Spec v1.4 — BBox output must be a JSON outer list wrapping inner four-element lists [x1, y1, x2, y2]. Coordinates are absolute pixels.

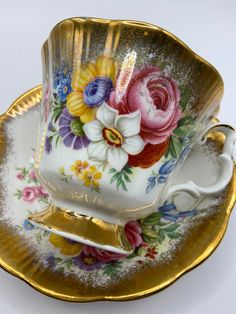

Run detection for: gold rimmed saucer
[[0, 86, 235, 302]]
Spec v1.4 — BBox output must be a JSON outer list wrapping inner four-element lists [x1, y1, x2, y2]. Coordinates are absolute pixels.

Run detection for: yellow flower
[[67, 56, 116, 123], [49, 234, 83, 256], [70, 160, 89, 176], [79, 165, 102, 188]]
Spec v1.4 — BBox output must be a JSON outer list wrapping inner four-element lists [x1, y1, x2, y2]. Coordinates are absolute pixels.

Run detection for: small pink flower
[[16, 173, 24, 180], [28, 170, 37, 181], [82, 221, 143, 262], [36, 186, 49, 197], [22, 187, 39, 203]]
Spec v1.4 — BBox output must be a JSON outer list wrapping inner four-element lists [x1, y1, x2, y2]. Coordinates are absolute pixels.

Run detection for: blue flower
[[57, 77, 72, 102], [45, 136, 52, 154], [162, 213, 179, 222], [83, 77, 113, 108], [159, 203, 179, 221], [178, 208, 197, 219], [158, 202, 197, 222], [23, 219, 34, 231], [53, 66, 71, 89], [158, 175, 167, 183], [146, 176, 157, 194], [179, 145, 191, 164], [159, 159, 177, 176], [159, 202, 177, 213]]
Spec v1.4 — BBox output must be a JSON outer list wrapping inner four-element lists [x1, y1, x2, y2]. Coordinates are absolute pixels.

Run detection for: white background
[[0, 0, 236, 313]]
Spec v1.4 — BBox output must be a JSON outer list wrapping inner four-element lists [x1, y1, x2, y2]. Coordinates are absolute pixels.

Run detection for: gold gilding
[[28, 205, 133, 254]]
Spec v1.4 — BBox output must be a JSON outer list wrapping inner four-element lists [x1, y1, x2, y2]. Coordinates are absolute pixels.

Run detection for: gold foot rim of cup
[[28, 205, 133, 254]]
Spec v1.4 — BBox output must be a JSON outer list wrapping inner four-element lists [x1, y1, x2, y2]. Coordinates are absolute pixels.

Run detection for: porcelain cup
[[29, 17, 236, 254]]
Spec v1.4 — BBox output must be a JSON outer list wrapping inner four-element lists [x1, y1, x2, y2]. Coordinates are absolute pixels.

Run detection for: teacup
[[29, 17, 235, 254]]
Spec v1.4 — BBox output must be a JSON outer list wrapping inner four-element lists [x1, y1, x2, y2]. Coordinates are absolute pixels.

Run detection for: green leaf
[[158, 229, 166, 241], [157, 221, 169, 227], [54, 110, 63, 123], [126, 252, 137, 259], [53, 92, 58, 99], [103, 261, 123, 278], [179, 87, 192, 111], [123, 172, 131, 182], [177, 116, 194, 127], [169, 136, 182, 159], [167, 232, 182, 239], [109, 168, 116, 174], [162, 223, 180, 233], [169, 136, 177, 159], [136, 247, 146, 257], [55, 135, 61, 147], [142, 235, 157, 244], [120, 180, 128, 191], [142, 212, 162, 226], [141, 226, 158, 239], [173, 127, 187, 138], [157, 235, 165, 244], [110, 172, 121, 184], [123, 165, 133, 174]]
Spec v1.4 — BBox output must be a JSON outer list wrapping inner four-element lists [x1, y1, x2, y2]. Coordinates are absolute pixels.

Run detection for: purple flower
[[72, 251, 103, 271], [48, 121, 56, 132], [59, 109, 90, 150], [83, 77, 113, 108], [23, 219, 35, 231], [45, 254, 56, 268], [45, 136, 52, 154]]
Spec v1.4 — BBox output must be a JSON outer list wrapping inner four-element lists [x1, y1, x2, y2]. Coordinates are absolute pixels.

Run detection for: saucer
[[0, 86, 235, 302]]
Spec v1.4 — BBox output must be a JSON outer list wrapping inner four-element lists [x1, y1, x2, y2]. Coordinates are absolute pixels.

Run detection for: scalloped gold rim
[[0, 86, 235, 302]]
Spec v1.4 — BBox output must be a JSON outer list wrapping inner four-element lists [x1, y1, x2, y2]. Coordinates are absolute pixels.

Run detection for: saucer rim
[[0, 86, 235, 302]]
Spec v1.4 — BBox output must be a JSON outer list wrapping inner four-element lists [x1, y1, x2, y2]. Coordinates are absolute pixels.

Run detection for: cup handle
[[166, 124, 236, 201]]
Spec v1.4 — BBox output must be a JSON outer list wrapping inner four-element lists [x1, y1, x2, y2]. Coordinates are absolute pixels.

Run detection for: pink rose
[[22, 186, 39, 203], [82, 221, 142, 262], [36, 186, 49, 197], [109, 66, 181, 144], [16, 173, 24, 180], [125, 220, 142, 248], [29, 170, 37, 181]]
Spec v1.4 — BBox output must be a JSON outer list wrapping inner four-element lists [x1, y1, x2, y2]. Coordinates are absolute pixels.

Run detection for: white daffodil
[[83, 103, 144, 171]]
